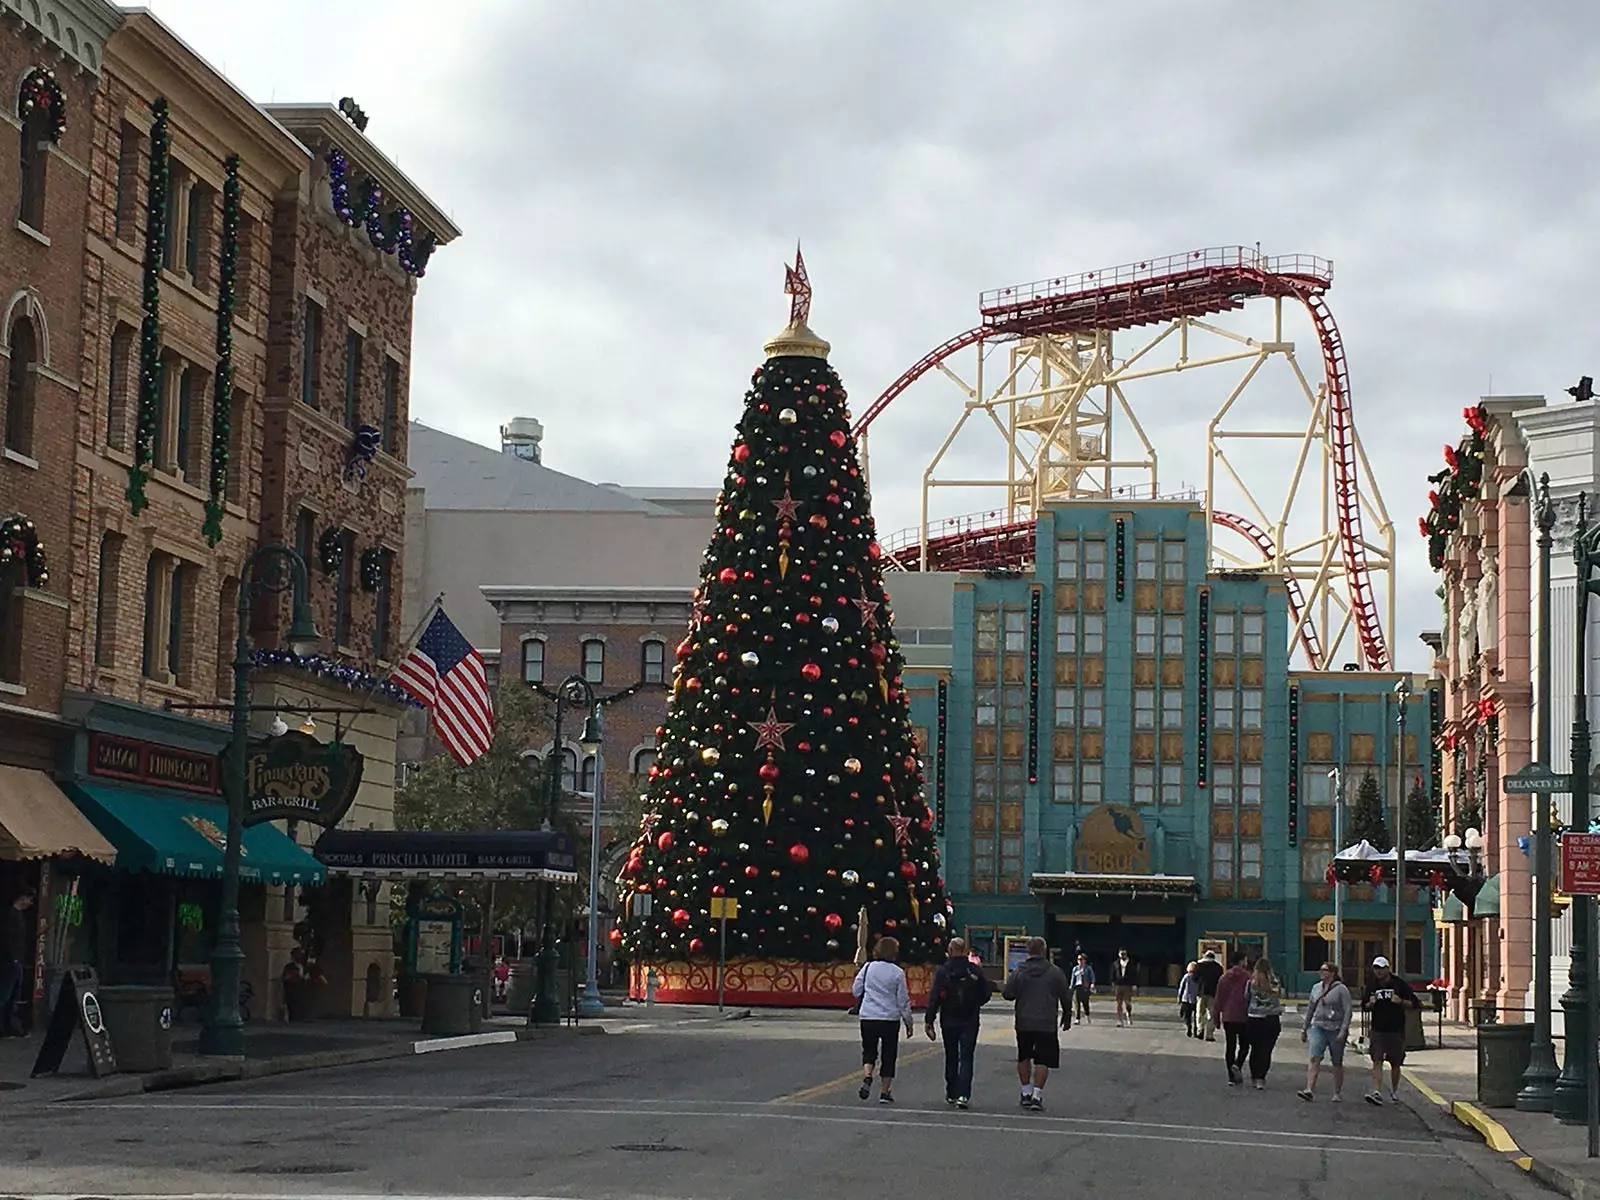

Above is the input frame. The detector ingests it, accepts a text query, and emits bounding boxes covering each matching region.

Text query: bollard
[646,968,658,1006]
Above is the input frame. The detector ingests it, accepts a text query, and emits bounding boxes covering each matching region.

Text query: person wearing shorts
[1361,955,1419,1105]
[1002,936,1071,1111]
[1298,961,1352,1102]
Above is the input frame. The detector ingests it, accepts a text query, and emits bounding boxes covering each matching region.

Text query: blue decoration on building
[346,424,382,481]
[249,649,419,708]
[325,147,439,278]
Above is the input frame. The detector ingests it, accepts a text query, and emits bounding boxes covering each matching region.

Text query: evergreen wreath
[0,514,48,587]
[317,526,346,574]
[203,155,242,546]
[1418,404,1488,571]
[17,67,65,141]
[359,545,387,592]
[325,147,438,278]
[127,97,170,515]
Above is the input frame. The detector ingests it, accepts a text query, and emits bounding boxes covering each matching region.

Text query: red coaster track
[858,246,1388,670]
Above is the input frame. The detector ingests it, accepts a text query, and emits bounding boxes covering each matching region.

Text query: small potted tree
[282,889,331,1022]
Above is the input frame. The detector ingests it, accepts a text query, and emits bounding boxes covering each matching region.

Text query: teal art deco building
[890,500,1439,991]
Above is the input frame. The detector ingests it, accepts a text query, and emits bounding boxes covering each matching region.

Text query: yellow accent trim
[1450,1100,1522,1154]
[771,1045,940,1105]
[1400,1067,1449,1110]
[1515,1156,1533,1172]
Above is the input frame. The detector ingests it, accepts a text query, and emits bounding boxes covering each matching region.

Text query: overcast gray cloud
[150,0,1600,670]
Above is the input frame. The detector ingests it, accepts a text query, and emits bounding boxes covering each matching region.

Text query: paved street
[0,1008,1536,1199]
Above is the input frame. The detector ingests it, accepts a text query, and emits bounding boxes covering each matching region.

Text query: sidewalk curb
[49,1023,606,1102]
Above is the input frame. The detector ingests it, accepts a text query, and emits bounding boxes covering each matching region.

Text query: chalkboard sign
[31,966,118,1078]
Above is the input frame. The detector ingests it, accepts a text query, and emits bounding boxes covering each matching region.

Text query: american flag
[392,607,495,766]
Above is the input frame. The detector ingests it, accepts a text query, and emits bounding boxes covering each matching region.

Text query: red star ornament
[750,707,795,752]
[887,804,913,847]
[854,591,880,628]
[773,488,800,523]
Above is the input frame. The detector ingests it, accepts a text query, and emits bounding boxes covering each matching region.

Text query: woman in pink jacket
[1213,951,1253,1085]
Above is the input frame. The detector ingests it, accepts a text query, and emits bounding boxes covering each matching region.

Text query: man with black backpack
[925,936,993,1108]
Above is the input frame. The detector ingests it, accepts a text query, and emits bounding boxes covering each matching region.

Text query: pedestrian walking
[1244,956,1284,1089]
[1002,935,1072,1111]
[1213,950,1252,1085]
[1361,955,1421,1105]
[1178,961,1200,1037]
[1298,961,1352,1103]
[1195,949,1223,1040]
[1111,948,1137,1026]
[925,936,993,1109]
[1070,953,1095,1024]
[0,888,34,1038]
[852,935,914,1104]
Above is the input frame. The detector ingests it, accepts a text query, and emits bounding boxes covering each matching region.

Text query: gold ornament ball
[843,758,862,774]
[779,407,799,424]
[701,747,721,764]
[711,818,730,836]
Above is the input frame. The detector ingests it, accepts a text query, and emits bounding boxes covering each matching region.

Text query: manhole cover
[235,1163,359,1176]
[612,1143,686,1153]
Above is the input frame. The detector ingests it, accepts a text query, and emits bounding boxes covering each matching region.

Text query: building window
[1053,688,1075,728]
[1134,688,1156,729]
[1081,762,1103,804]
[1001,685,1025,727]
[294,508,316,570]
[975,608,998,652]
[1056,539,1078,580]
[1214,612,1235,655]
[184,181,208,286]
[301,298,323,409]
[106,323,135,449]
[1214,689,1235,729]
[579,754,598,795]
[114,122,141,240]
[166,561,193,684]
[1161,691,1183,729]
[558,747,577,793]
[381,357,400,452]
[1240,688,1263,730]
[343,329,362,428]
[225,389,246,503]
[372,548,394,660]
[1242,613,1264,655]
[1003,609,1026,652]
[1162,540,1185,581]
[1304,769,1335,806]
[1212,769,1235,806]
[18,105,51,232]
[1056,616,1077,655]
[1211,841,1234,881]
[174,366,196,477]
[1135,615,1156,655]
[1301,841,1333,883]
[1052,761,1074,804]
[4,315,38,458]
[162,171,185,270]
[334,530,355,647]
[1135,539,1157,580]
[581,637,604,684]
[1133,763,1155,805]
[1160,763,1182,805]
[1162,615,1183,656]
[1081,688,1104,728]
[641,638,665,683]
[94,533,123,668]
[974,762,996,801]
[1240,841,1262,880]
[976,687,997,727]
[216,575,238,699]
[1083,540,1106,581]
[521,639,544,684]
[1241,764,1262,806]
[631,747,658,787]
[141,554,165,679]
[1083,614,1104,654]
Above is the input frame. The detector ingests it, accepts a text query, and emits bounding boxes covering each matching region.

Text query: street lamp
[577,707,608,1017]
[1509,469,1560,1110]
[1330,768,1345,966]
[1394,676,1412,973]
[198,544,319,1057]
[1556,490,1600,1140]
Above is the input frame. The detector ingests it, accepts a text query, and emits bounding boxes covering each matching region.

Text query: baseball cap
[1372,955,1390,969]
[1203,950,1217,960]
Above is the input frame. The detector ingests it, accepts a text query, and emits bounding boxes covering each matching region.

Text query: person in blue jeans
[925,936,993,1108]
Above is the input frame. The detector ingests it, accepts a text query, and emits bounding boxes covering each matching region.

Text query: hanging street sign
[242,730,364,828]
[1559,832,1600,896]
[1505,763,1572,794]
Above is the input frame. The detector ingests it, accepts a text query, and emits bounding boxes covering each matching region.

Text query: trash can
[419,974,482,1036]
[1405,1006,1427,1051]
[1477,1022,1535,1108]
[96,985,174,1073]
[506,960,536,1015]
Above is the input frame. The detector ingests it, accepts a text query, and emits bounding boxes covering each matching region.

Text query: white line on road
[412,1031,519,1054]
[70,1101,1451,1158]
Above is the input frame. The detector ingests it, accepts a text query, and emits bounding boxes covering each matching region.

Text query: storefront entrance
[1051,913,1187,990]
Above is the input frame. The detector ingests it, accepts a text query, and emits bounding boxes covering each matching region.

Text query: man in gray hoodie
[1001,936,1071,1111]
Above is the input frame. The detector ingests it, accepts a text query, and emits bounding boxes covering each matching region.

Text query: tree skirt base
[630,958,936,1008]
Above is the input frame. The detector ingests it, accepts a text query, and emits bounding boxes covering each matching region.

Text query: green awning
[1440,873,1499,922]
[65,783,325,886]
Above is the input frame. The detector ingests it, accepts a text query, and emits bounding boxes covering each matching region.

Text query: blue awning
[65,783,325,885]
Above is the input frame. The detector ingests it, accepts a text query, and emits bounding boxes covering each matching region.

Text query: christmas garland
[202,155,242,546]
[325,147,438,278]
[249,649,419,707]
[17,67,65,141]
[1418,404,1487,570]
[359,545,387,592]
[317,526,345,574]
[0,514,48,587]
[127,97,170,515]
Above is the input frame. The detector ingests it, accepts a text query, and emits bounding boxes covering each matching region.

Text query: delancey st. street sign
[1505,762,1573,794]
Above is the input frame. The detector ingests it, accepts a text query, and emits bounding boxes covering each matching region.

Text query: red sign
[87,733,220,795]
[1561,833,1600,896]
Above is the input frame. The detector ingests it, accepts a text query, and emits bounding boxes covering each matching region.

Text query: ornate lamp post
[198,545,319,1058]
[1394,676,1412,971]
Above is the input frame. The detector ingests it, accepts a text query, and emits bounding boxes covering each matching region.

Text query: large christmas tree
[619,254,953,967]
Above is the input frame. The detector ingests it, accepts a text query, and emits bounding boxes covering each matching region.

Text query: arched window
[559,747,577,793]
[579,754,598,796]
[521,638,544,684]
[106,322,135,449]
[631,747,658,787]
[18,103,50,232]
[4,315,37,457]
[581,637,604,684]
[641,638,665,684]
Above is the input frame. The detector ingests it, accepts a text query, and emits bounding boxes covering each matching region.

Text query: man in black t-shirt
[1361,955,1419,1105]
[1195,951,1224,1041]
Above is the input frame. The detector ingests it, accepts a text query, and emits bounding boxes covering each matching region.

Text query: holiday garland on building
[17,67,65,141]
[359,545,387,592]
[326,147,438,278]
[249,649,418,707]
[0,514,48,587]
[317,527,345,574]
[202,155,242,546]
[1418,404,1488,570]
[127,97,171,515]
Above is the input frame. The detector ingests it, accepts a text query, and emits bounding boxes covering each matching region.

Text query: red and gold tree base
[630,958,936,1008]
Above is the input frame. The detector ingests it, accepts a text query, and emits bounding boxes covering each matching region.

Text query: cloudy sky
[148,0,1600,670]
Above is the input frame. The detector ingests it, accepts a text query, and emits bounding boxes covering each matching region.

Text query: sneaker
[1390,1089,1401,1103]
[1332,1093,1343,1103]
[878,1093,894,1105]
[1253,1080,1265,1090]
[1364,1091,1384,1106]
[1297,1089,1314,1102]
[956,1096,970,1109]
[1020,1093,1033,1108]
[945,1096,957,1106]
[1026,1095,1043,1111]
[859,1079,871,1101]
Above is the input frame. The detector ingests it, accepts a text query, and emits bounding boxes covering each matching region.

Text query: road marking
[413,1031,518,1054]
[1449,1099,1522,1154]
[73,1100,1450,1157]
[1399,1067,1449,1110]
[772,1045,940,1104]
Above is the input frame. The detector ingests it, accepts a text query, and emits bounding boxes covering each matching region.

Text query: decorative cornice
[5,0,121,76]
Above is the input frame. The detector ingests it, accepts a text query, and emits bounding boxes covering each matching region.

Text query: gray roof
[408,422,674,513]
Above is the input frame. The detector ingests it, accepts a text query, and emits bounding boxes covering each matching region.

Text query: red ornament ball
[759,761,781,782]
[734,443,751,462]
[671,908,691,928]
[899,860,917,879]
[867,541,882,560]
[745,864,760,878]
[823,912,843,933]
[829,430,847,448]
[801,662,822,681]
[718,567,737,584]
[712,884,726,896]
[689,937,705,954]
[608,928,622,945]
[789,843,810,864]
[656,831,674,852]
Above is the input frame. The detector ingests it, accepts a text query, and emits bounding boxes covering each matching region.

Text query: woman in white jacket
[852,935,914,1104]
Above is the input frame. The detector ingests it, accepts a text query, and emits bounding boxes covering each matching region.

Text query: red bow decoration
[1419,517,1431,537]
[1369,864,1384,884]
[1325,865,1337,886]
[1443,444,1458,469]
[1478,698,1496,722]
[1429,870,1446,888]
[1464,405,1488,435]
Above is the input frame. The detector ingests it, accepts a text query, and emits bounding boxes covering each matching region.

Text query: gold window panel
[1161,659,1184,687]
[1308,732,1334,761]
[1212,658,1237,685]
[1080,732,1104,759]
[1084,583,1106,612]
[1133,732,1156,761]
[1163,585,1186,612]
[1212,732,1236,760]
[1135,582,1158,612]
[1055,658,1077,685]
[1241,659,1265,686]
[1081,658,1106,684]
[1055,583,1077,611]
[1349,733,1375,763]
[1054,730,1075,758]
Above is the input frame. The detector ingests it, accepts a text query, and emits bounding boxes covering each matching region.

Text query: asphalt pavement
[0,1006,1548,1199]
